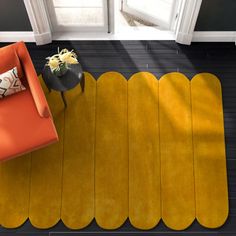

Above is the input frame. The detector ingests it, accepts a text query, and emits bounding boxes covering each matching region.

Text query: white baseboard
[1,30,235,44]
[0,30,174,43]
[192,31,236,42]
[0,31,35,42]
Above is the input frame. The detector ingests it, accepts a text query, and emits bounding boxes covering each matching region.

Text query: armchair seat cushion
[0,82,58,160]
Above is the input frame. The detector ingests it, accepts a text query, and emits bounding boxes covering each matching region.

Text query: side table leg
[80,74,85,92]
[45,82,51,93]
[42,75,51,93]
[61,91,67,108]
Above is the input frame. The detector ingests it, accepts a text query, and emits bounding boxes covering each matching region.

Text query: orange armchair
[0,42,58,161]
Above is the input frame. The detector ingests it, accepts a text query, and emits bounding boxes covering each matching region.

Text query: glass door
[46,0,108,32]
[121,0,178,29]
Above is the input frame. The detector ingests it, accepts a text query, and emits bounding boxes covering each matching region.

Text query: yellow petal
[48,58,60,69]
[65,56,78,64]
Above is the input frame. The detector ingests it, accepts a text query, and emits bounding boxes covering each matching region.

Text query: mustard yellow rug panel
[128,72,160,230]
[29,76,64,229]
[0,153,31,228]
[159,73,195,230]
[191,73,228,228]
[0,72,228,230]
[95,72,128,229]
[61,72,96,229]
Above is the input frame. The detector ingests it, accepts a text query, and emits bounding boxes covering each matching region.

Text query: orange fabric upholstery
[13,42,51,118]
[0,43,23,78]
[0,42,58,161]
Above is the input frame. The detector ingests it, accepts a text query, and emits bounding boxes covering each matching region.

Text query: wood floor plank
[128,72,161,229]
[191,73,228,228]
[61,72,96,229]
[29,77,64,229]
[0,154,31,228]
[159,72,195,230]
[95,72,128,229]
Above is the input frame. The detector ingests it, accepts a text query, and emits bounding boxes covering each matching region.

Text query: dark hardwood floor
[0,40,236,236]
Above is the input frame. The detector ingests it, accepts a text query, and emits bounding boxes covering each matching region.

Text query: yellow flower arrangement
[59,48,78,64]
[46,48,79,76]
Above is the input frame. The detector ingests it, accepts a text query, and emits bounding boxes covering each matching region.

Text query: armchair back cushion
[0,45,23,79]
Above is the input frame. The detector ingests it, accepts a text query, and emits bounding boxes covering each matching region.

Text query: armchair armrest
[14,42,50,118]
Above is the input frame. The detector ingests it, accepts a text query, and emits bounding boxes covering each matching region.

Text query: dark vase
[53,63,68,77]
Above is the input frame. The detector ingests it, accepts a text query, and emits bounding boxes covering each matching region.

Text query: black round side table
[42,63,84,107]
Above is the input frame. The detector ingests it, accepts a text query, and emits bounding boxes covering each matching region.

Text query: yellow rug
[128,72,161,230]
[159,73,195,230]
[0,72,228,230]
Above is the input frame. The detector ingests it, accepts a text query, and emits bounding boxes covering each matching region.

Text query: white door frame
[23,0,52,45]
[175,0,202,45]
[24,0,202,45]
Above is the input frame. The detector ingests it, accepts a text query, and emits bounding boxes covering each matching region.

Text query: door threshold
[52,29,175,41]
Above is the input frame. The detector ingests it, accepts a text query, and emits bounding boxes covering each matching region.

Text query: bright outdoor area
[48,0,178,39]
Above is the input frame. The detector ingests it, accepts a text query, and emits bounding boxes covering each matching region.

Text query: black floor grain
[0,40,236,236]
